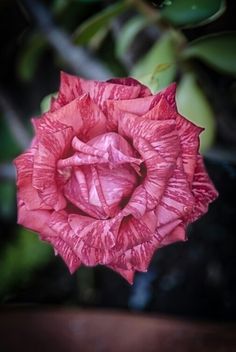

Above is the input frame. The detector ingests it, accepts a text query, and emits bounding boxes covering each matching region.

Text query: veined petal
[107,77,151,97]
[159,82,177,108]
[50,72,83,110]
[155,156,195,226]
[123,185,147,218]
[44,236,81,273]
[190,155,218,222]
[134,137,178,210]
[159,224,186,246]
[112,240,156,272]
[14,150,51,210]
[143,95,177,121]
[32,126,74,211]
[69,213,121,250]
[49,211,118,266]
[54,72,143,110]
[116,211,156,251]
[64,171,106,219]
[46,95,85,133]
[47,94,107,139]
[176,114,202,185]
[17,201,54,237]
[158,82,203,185]
[154,219,183,243]
[104,96,156,130]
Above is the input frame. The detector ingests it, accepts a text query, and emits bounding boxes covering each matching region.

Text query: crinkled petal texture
[14,72,218,284]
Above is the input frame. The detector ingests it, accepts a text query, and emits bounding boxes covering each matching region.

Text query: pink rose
[14,73,218,283]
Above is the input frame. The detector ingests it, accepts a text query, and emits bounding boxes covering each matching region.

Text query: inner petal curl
[57,132,142,219]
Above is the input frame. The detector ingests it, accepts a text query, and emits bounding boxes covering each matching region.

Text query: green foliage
[116,15,148,59]
[73,1,129,45]
[160,0,225,27]
[182,32,236,76]
[0,229,52,296]
[176,73,216,152]
[131,30,182,92]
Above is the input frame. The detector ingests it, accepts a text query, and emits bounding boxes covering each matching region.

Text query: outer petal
[155,156,195,227]
[134,137,178,210]
[104,96,156,130]
[116,211,157,251]
[104,88,176,126]
[48,210,117,268]
[44,94,107,140]
[190,155,218,222]
[52,72,145,111]
[107,77,152,97]
[14,148,50,210]
[17,201,54,237]
[159,82,203,185]
[67,213,123,266]
[111,240,157,272]
[159,224,186,246]
[45,236,81,273]
[32,126,74,211]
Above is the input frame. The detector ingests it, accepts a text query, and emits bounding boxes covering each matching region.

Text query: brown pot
[0,308,235,352]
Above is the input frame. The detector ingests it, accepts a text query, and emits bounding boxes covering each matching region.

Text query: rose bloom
[14,73,218,283]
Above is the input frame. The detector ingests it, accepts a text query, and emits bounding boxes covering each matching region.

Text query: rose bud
[14,73,218,284]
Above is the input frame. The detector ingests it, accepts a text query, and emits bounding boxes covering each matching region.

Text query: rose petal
[14,148,51,211]
[17,201,54,236]
[142,95,177,121]
[47,94,107,140]
[190,155,218,222]
[154,219,183,243]
[116,211,156,251]
[159,82,177,108]
[104,96,156,130]
[123,185,147,218]
[32,126,74,211]
[53,72,143,110]
[107,77,151,97]
[158,83,203,185]
[113,240,156,272]
[159,224,186,247]
[49,211,118,266]
[155,156,195,226]
[63,171,106,219]
[134,137,178,210]
[44,236,81,273]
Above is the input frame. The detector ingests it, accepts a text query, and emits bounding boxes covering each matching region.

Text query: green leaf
[176,73,216,152]
[131,31,181,92]
[40,92,58,114]
[181,32,236,76]
[73,1,129,45]
[18,34,47,81]
[0,229,52,295]
[116,16,147,59]
[160,0,225,27]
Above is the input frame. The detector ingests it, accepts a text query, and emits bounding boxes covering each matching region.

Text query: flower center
[58,132,142,219]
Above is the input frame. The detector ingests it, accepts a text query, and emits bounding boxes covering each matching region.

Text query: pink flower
[14,73,218,284]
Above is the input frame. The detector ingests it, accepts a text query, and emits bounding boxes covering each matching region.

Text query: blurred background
[0,0,236,322]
